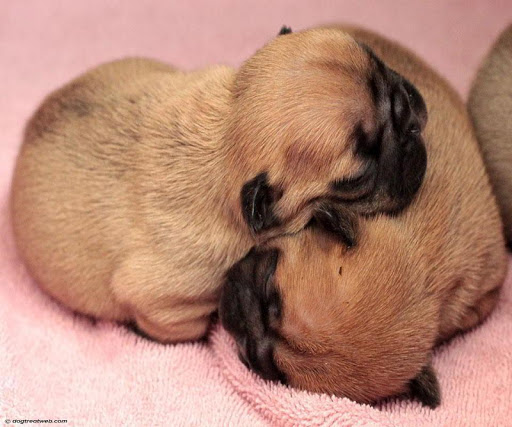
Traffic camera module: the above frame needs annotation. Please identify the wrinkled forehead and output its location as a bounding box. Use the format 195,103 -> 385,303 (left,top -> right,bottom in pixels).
273,28 -> 371,71
231,29 -> 380,172
238,28 -> 375,103
275,34 -> 371,103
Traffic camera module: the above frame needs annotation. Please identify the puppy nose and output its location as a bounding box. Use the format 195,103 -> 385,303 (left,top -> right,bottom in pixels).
392,87 -> 412,134
392,83 -> 428,142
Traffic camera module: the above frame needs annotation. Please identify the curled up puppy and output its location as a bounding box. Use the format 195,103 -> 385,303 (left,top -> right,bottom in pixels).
11,27 -> 427,342
220,26 -> 507,407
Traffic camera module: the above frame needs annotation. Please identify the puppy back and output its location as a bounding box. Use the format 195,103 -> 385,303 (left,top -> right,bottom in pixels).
469,24 -> 512,243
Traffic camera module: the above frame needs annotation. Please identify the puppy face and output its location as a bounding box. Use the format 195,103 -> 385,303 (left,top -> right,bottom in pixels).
229,29 -> 427,240
220,224 -> 442,407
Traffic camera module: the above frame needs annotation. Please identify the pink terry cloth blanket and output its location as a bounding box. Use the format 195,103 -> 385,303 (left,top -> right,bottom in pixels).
1,1 -> 511,425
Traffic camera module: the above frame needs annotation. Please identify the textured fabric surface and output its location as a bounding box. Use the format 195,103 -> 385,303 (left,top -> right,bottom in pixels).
2,1 -> 512,425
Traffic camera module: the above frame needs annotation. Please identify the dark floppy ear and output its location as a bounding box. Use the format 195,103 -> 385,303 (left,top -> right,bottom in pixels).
278,26 -> 292,35
241,173 -> 281,234
409,363 -> 441,408
310,201 -> 358,248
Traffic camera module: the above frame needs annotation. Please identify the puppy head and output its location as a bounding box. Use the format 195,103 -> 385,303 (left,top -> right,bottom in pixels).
220,223 -> 441,407
228,28 -> 427,237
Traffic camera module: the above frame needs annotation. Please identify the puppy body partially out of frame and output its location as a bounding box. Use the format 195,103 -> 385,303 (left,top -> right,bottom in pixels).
469,24 -> 512,243
221,26 -> 507,407
11,28 -> 427,342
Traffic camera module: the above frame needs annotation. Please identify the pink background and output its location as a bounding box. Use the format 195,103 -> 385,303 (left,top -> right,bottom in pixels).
2,1 -> 512,172
1,1 -> 511,425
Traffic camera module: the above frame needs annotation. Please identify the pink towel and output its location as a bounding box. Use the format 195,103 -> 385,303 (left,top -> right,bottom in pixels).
2,2 -> 511,425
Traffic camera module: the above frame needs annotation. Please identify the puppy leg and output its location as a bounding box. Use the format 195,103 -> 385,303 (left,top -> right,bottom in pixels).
458,287 -> 501,332
438,286 -> 502,344
133,311 -> 212,343
111,252 -> 217,343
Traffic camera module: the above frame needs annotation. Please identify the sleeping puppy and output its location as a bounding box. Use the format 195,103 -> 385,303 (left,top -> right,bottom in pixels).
220,26 -> 507,407
11,27 -> 427,343
468,24 -> 512,243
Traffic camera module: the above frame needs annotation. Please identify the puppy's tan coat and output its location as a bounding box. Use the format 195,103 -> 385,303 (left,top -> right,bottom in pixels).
220,26 -> 507,406
11,30 -> 427,342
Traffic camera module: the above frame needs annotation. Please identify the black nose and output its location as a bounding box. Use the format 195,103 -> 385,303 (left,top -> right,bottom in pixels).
402,78 -> 428,130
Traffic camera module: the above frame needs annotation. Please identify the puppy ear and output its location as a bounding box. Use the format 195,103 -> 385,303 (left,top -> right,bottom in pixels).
311,201 -> 358,248
278,26 -> 292,35
241,172 -> 281,234
409,363 -> 441,408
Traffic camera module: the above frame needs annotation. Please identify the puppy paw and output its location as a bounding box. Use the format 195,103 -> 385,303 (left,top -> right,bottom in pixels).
125,321 -> 156,341
131,313 -> 212,343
